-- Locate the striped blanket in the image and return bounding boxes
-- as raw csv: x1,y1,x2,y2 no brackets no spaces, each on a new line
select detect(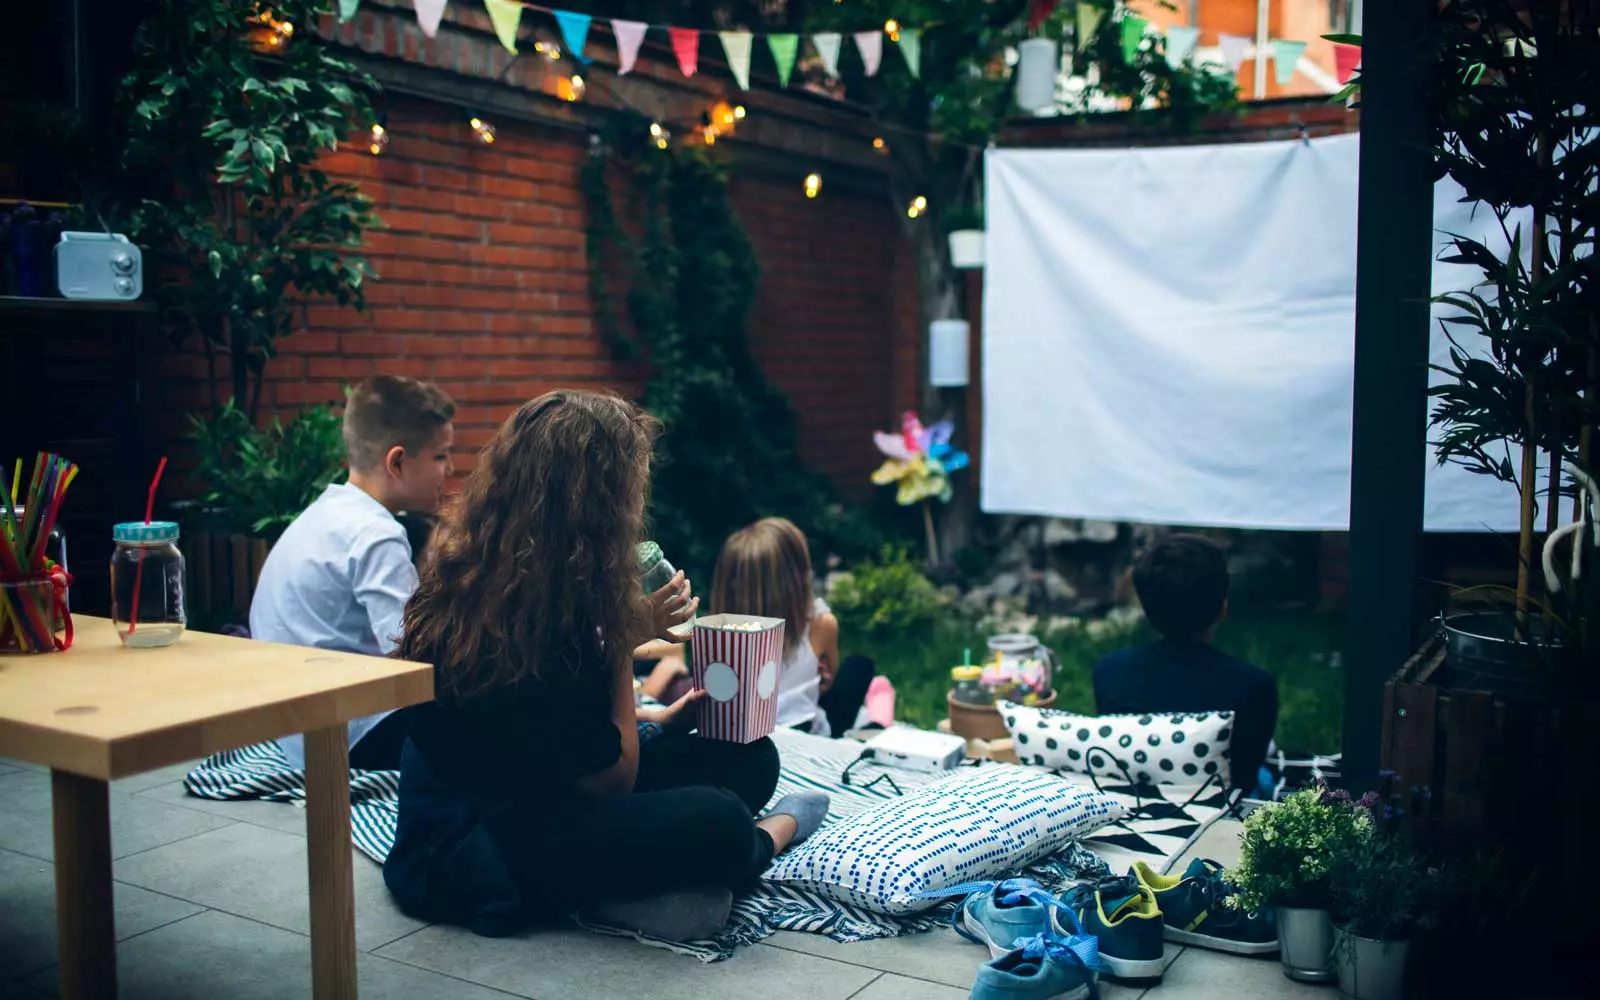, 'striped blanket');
184,727,1229,961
